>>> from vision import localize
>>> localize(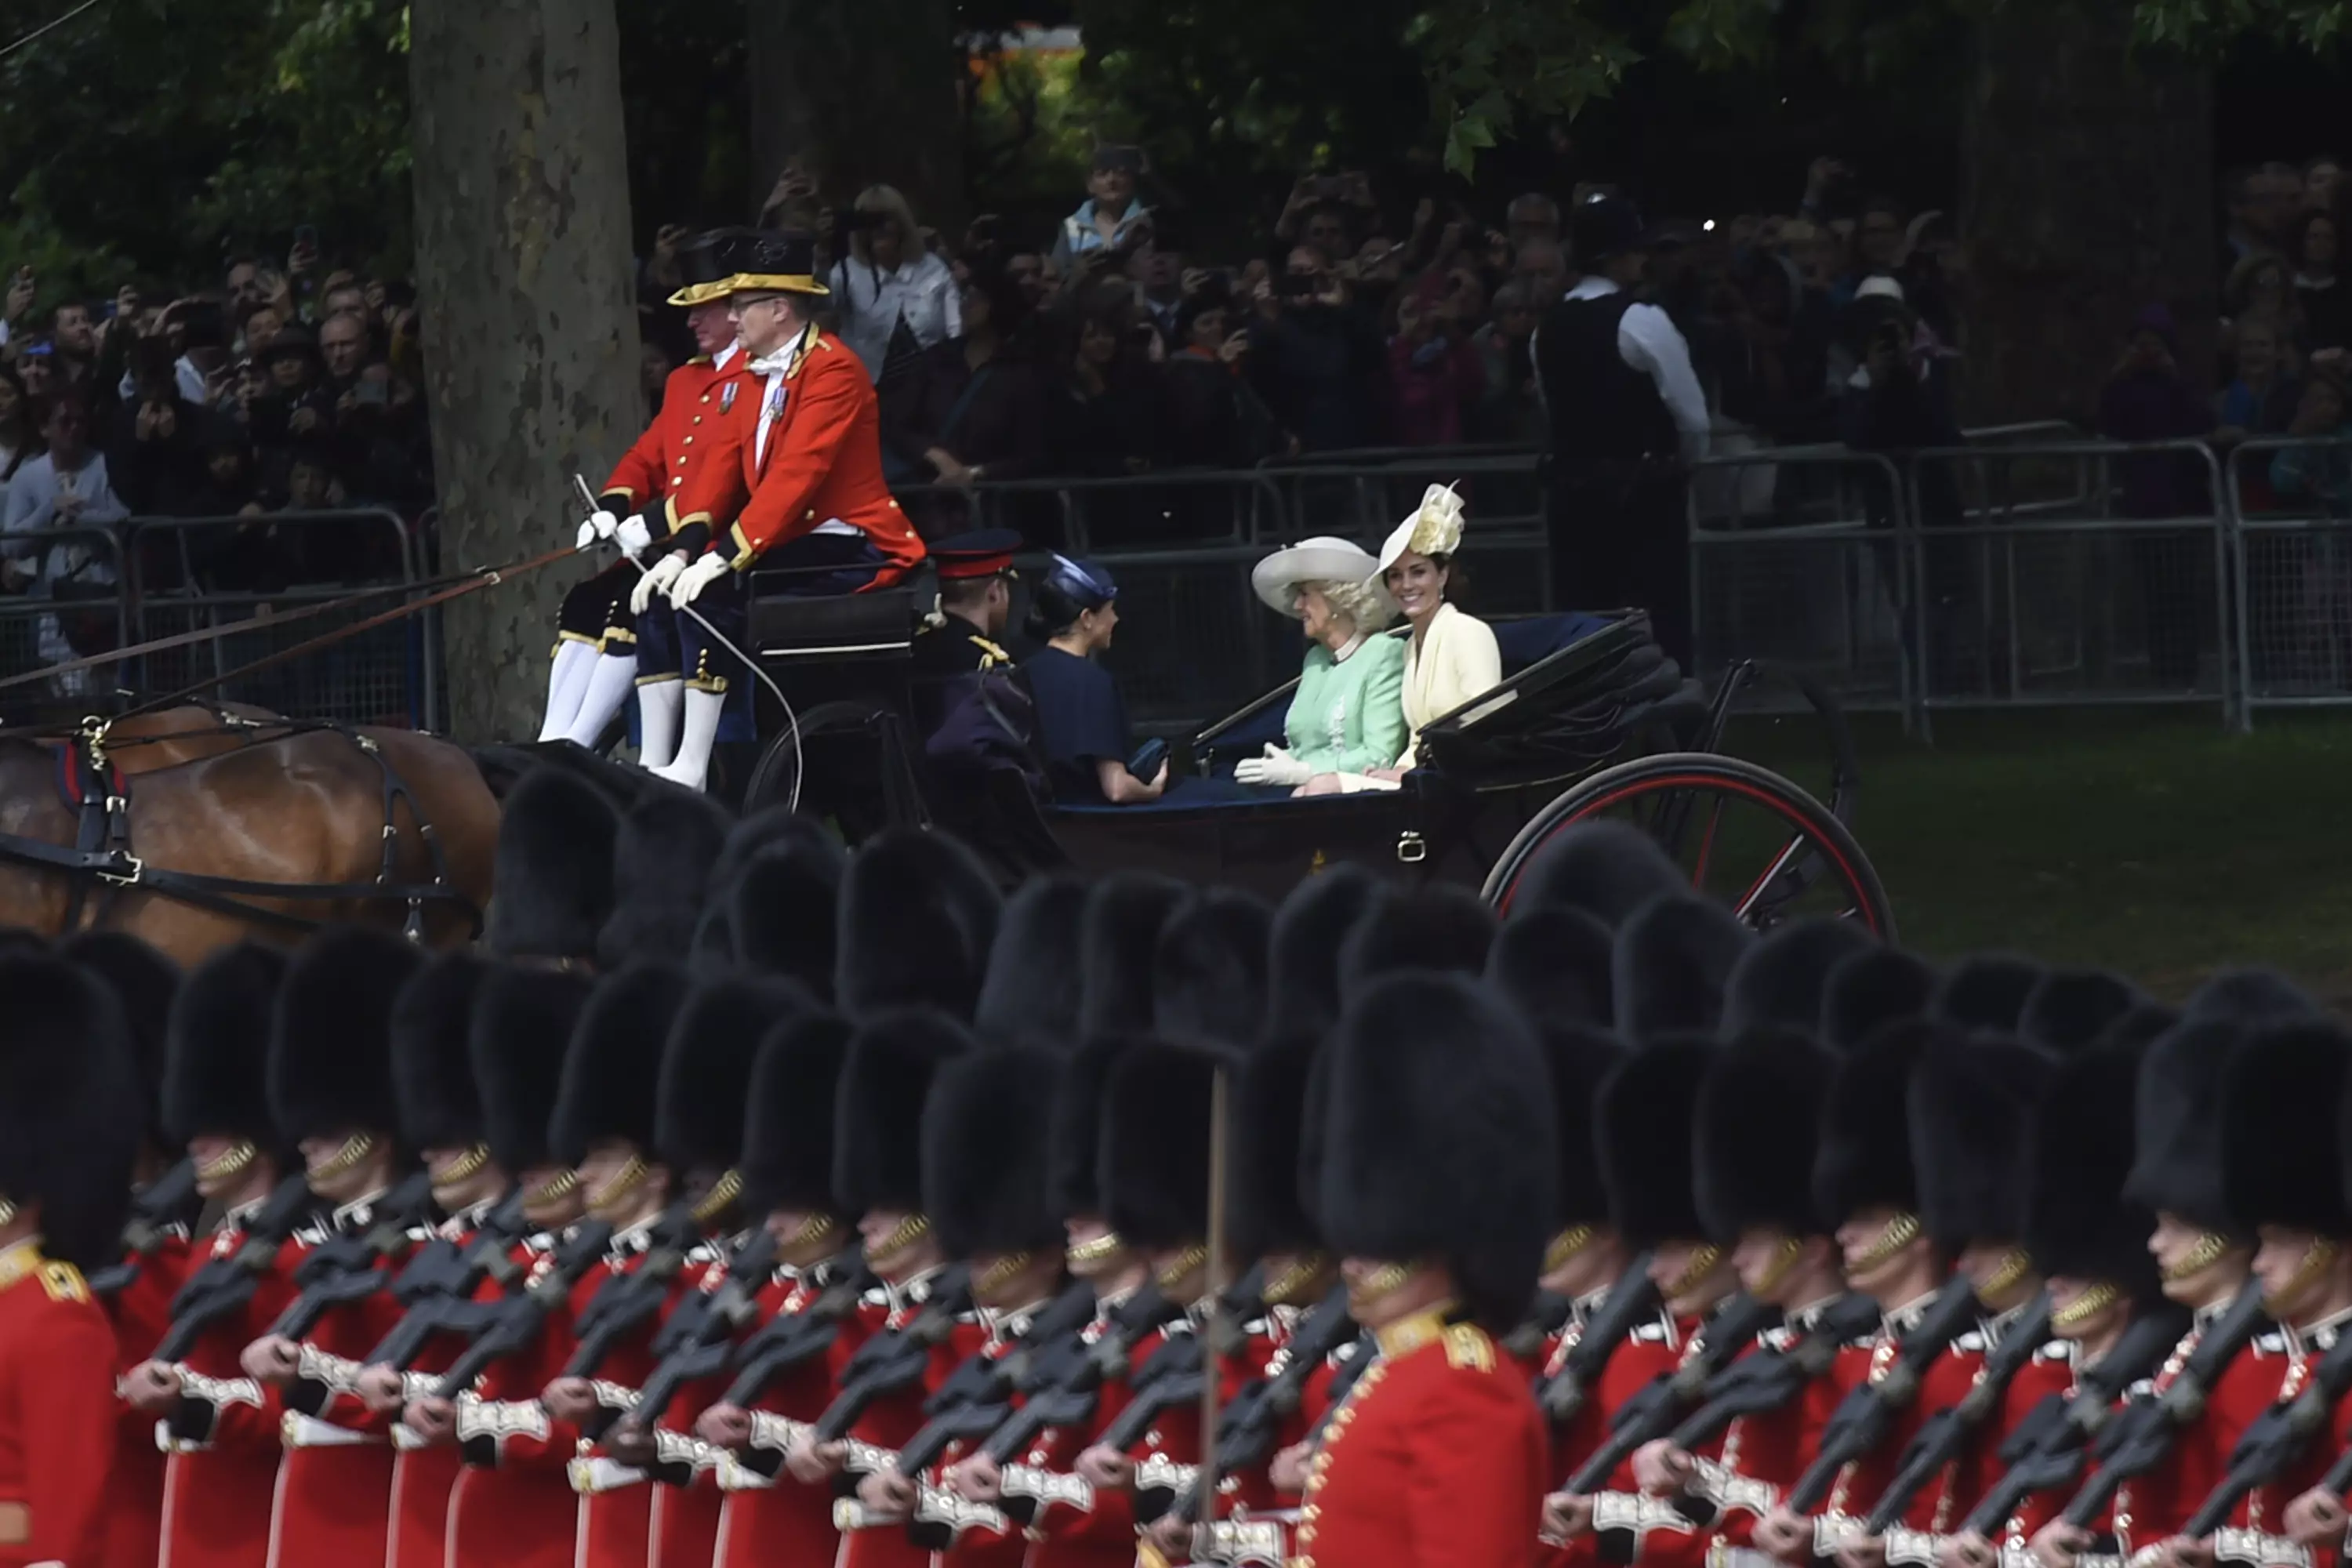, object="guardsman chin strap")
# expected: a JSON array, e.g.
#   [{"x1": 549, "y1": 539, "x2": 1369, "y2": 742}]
[
  {"x1": 310, "y1": 1132, "x2": 379, "y2": 1181},
  {"x1": 691, "y1": 1169, "x2": 744, "y2": 1228},
  {"x1": 432, "y1": 1143, "x2": 491, "y2": 1196},
  {"x1": 0, "y1": 1195, "x2": 16, "y2": 1229},
  {"x1": 869, "y1": 1213, "x2": 931, "y2": 1268},
  {"x1": 1544, "y1": 1225, "x2": 1597, "y2": 1275},
  {"x1": 1068, "y1": 1231, "x2": 1123, "y2": 1268},
  {"x1": 1978, "y1": 1246, "x2": 2034, "y2": 1301},
  {"x1": 532, "y1": 1168, "x2": 581, "y2": 1205},
  {"x1": 2164, "y1": 1230, "x2": 2234, "y2": 1283},
  {"x1": 586, "y1": 1155, "x2": 649, "y2": 1214},
  {"x1": 1663, "y1": 1245, "x2": 1724, "y2": 1300},
  {"x1": 2051, "y1": 1282, "x2": 2121, "y2": 1330},
  {"x1": 2265, "y1": 1237, "x2": 2340, "y2": 1315},
  {"x1": 196, "y1": 1138, "x2": 258, "y2": 1185},
  {"x1": 1851, "y1": 1211, "x2": 1924, "y2": 1274}
]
